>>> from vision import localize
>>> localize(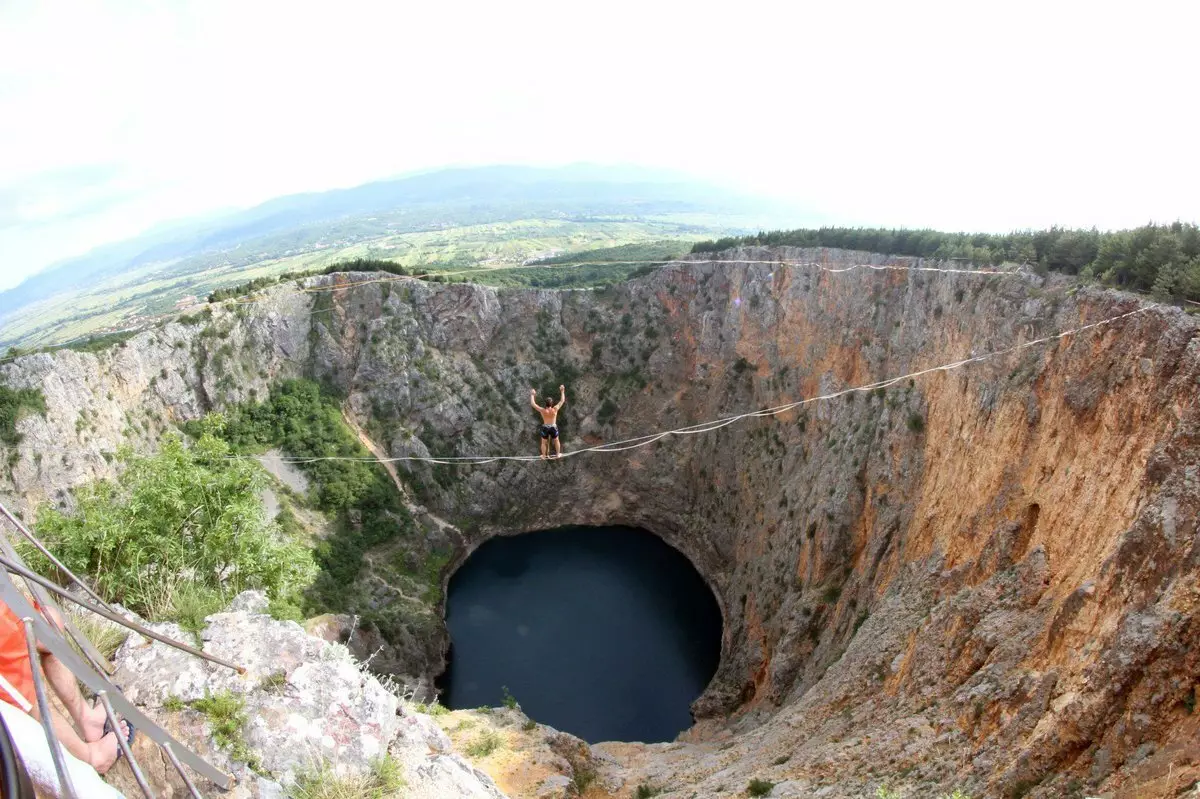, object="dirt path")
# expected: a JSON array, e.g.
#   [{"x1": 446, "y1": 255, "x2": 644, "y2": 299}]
[
  {"x1": 341, "y1": 404, "x2": 465, "y2": 547},
  {"x1": 342, "y1": 406, "x2": 409, "y2": 499}
]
